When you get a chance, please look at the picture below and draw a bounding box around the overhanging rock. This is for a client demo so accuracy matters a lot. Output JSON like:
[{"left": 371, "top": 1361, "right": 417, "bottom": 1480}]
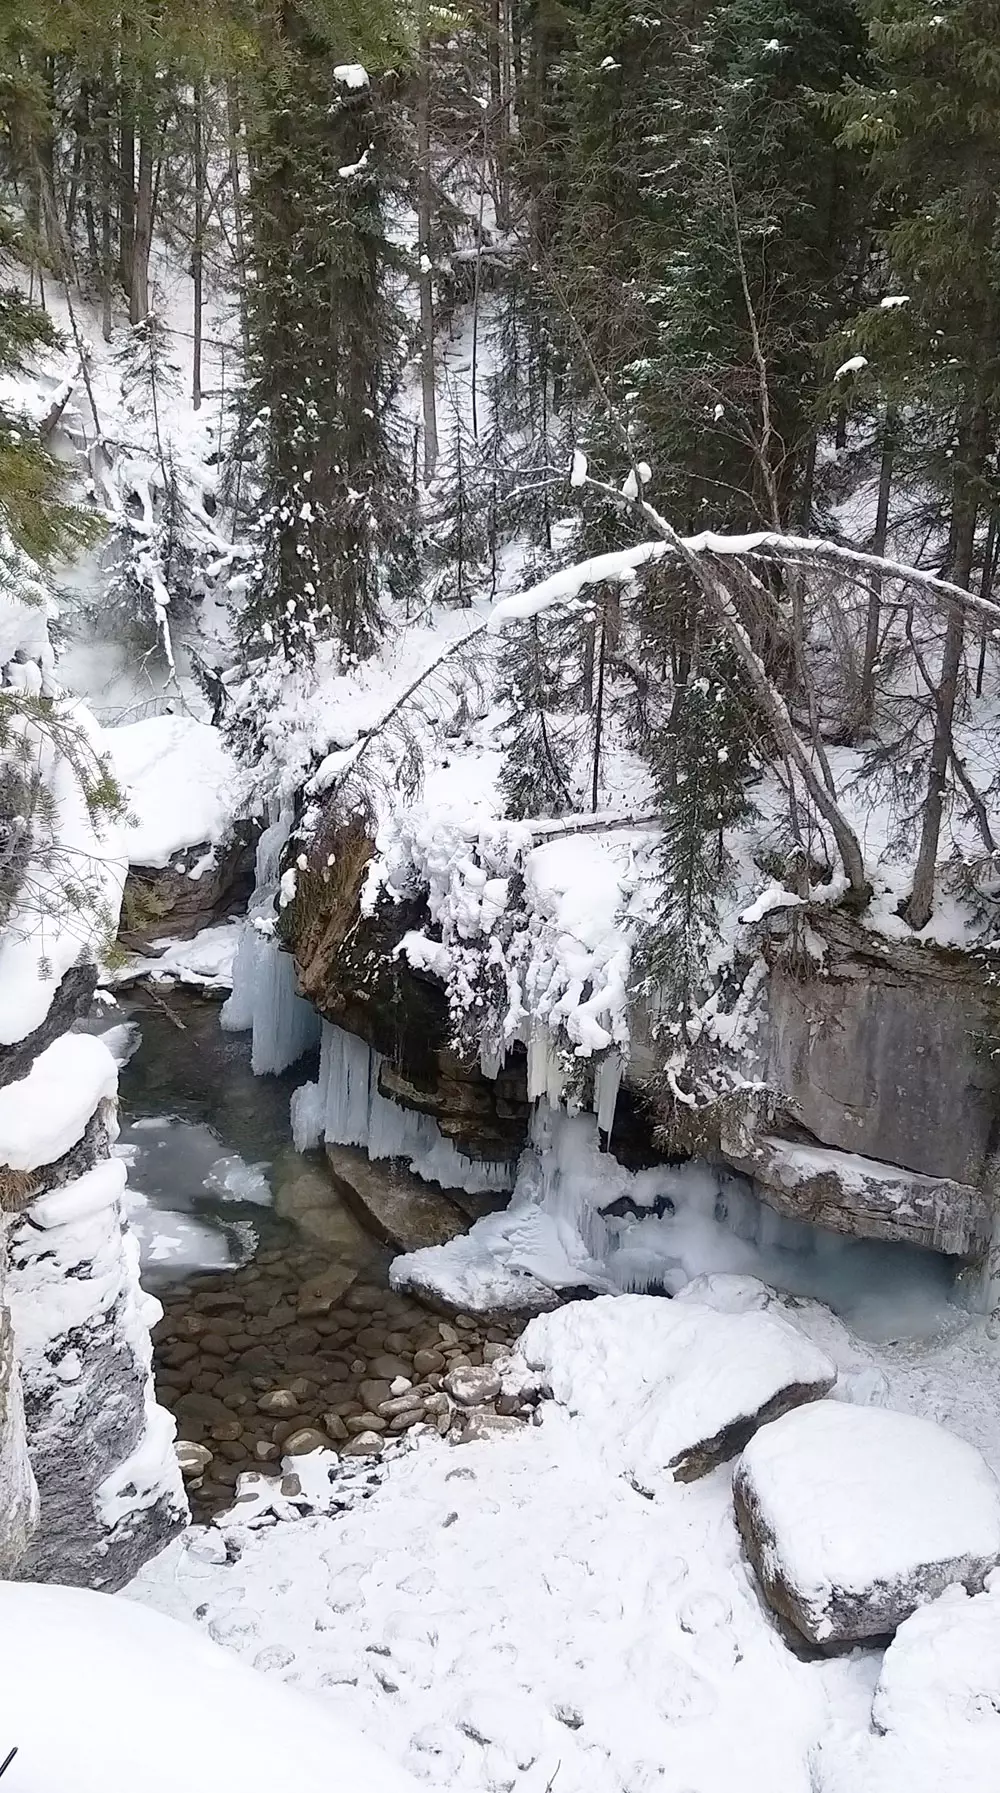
[{"left": 719, "top": 1126, "right": 992, "bottom": 1258}]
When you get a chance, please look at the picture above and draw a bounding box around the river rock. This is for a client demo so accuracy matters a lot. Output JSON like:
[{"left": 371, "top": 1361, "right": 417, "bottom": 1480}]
[
  {"left": 370, "top": 1355, "right": 411, "bottom": 1382},
  {"left": 734, "top": 1402, "right": 1000, "bottom": 1651},
  {"left": 413, "top": 1348, "right": 445, "bottom": 1376},
  {"left": 342, "top": 1430, "right": 384, "bottom": 1458},
  {"left": 256, "top": 1389, "right": 300, "bottom": 1416},
  {"left": 283, "top": 1428, "right": 331, "bottom": 1456},
  {"left": 457, "top": 1411, "right": 525, "bottom": 1444},
  {"left": 175, "top": 1441, "right": 213, "bottom": 1478},
  {"left": 347, "top": 1413, "right": 387, "bottom": 1433},
  {"left": 359, "top": 1379, "right": 393, "bottom": 1411},
  {"left": 444, "top": 1365, "right": 502, "bottom": 1407},
  {"left": 322, "top": 1413, "right": 349, "bottom": 1442}
]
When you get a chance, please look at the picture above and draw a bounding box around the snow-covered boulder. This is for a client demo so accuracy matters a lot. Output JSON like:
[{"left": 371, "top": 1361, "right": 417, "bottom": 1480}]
[
  {"left": 0, "top": 1580, "right": 420, "bottom": 1793},
  {"left": 107, "top": 714, "right": 239, "bottom": 870},
  {"left": 518, "top": 1293, "right": 836, "bottom": 1484},
  {"left": 815, "top": 1580, "right": 1000, "bottom": 1792},
  {"left": 734, "top": 1402, "right": 1000, "bottom": 1651}
]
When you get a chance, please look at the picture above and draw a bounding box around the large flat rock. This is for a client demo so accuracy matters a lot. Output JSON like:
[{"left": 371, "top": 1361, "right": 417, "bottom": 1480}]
[
  {"left": 734, "top": 1401, "right": 1000, "bottom": 1651},
  {"left": 719, "top": 1127, "right": 991, "bottom": 1257},
  {"left": 325, "top": 1143, "right": 501, "bottom": 1254}
]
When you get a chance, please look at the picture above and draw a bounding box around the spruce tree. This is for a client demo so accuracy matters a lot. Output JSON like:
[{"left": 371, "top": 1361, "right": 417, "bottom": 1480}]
[{"left": 240, "top": 8, "right": 416, "bottom": 667}]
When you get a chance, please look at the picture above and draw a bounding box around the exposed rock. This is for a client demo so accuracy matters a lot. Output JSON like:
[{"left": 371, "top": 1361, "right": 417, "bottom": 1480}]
[
  {"left": 257, "top": 1388, "right": 300, "bottom": 1415},
  {"left": 734, "top": 1402, "right": 1000, "bottom": 1652},
  {"left": 342, "top": 1429, "right": 384, "bottom": 1457},
  {"left": 175, "top": 1441, "right": 213, "bottom": 1478},
  {"left": 0, "top": 963, "right": 96, "bottom": 1093},
  {"left": 283, "top": 1427, "right": 332, "bottom": 1455},
  {"left": 456, "top": 1411, "right": 525, "bottom": 1443},
  {"left": 0, "top": 1293, "right": 36, "bottom": 1572},
  {"left": 719, "top": 1125, "right": 991, "bottom": 1257},
  {"left": 118, "top": 824, "right": 257, "bottom": 950},
  {"left": 325, "top": 1142, "right": 498, "bottom": 1253},
  {"left": 444, "top": 1365, "right": 502, "bottom": 1407}
]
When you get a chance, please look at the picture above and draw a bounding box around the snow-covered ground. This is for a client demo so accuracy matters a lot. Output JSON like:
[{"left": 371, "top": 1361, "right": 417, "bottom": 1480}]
[{"left": 127, "top": 1279, "right": 1000, "bottom": 1793}]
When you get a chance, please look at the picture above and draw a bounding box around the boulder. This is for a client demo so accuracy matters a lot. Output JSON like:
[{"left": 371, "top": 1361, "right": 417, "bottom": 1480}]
[
  {"left": 734, "top": 1402, "right": 1000, "bottom": 1651},
  {"left": 519, "top": 1293, "right": 836, "bottom": 1485},
  {"left": 325, "top": 1142, "right": 487, "bottom": 1253}
]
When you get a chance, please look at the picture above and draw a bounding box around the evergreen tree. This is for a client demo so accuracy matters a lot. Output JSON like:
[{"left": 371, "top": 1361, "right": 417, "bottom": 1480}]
[
  {"left": 831, "top": 0, "right": 1000, "bottom": 926},
  {"left": 240, "top": 9, "right": 416, "bottom": 667}
]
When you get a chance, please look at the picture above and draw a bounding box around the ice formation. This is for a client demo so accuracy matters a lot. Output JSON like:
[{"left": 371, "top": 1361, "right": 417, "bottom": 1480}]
[
  {"left": 293, "top": 1022, "right": 512, "bottom": 1195},
  {"left": 222, "top": 809, "right": 321, "bottom": 1075},
  {"left": 392, "top": 1102, "right": 960, "bottom": 1338}
]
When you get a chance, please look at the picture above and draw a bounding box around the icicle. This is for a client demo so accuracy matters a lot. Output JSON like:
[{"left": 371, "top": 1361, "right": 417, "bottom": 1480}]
[
  {"left": 527, "top": 1023, "right": 564, "bottom": 1108},
  {"left": 594, "top": 1051, "right": 623, "bottom": 1137},
  {"left": 318, "top": 1021, "right": 512, "bottom": 1194}
]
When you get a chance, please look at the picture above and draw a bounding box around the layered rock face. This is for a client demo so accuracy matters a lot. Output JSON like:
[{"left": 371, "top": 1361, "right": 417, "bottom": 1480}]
[{"left": 1, "top": 1024, "right": 186, "bottom": 1588}]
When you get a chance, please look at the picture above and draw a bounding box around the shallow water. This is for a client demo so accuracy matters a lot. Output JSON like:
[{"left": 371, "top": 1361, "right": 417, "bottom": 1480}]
[{"left": 108, "top": 989, "right": 386, "bottom": 1288}]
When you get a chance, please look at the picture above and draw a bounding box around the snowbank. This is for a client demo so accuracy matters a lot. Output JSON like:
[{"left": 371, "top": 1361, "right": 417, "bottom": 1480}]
[
  {"left": 0, "top": 1032, "right": 118, "bottom": 1169},
  {"left": 817, "top": 1581, "right": 1000, "bottom": 1791},
  {"left": 107, "top": 713, "right": 238, "bottom": 867},
  {"left": 0, "top": 1580, "right": 420, "bottom": 1793}
]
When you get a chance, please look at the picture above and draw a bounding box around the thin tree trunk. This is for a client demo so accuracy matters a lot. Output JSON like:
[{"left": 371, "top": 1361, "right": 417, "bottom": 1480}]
[
  {"left": 591, "top": 606, "right": 607, "bottom": 811},
  {"left": 858, "top": 406, "right": 897, "bottom": 735},
  {"left": 904, "top": 402, "right": 988, "bottom": 930},
  {"left": 119, "top": 75, "right": 135, "bottom": 296},
  {"left": 975, "top": 511, "right": 999, "bottom": 697},
  {"left": 226, "top": 81, "right": 250, "bottom": 358},
  {"left": 415, "top": 0, "right": 437, "bottom": 482},
  {"left": 130, "top": 123, "right": 154, "bottom": 323},
  {"left": 192, "top": 83, "right": 205, "bottom": 409}
]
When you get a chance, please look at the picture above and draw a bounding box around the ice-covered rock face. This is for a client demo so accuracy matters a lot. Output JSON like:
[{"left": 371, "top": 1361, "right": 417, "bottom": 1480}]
[{"left": 734, "top": 1402, "right": 1000, "bottom": 1652}]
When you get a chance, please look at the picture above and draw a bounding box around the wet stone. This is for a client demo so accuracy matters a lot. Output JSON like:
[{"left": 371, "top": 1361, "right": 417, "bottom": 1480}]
[{"left": 257, "top": 1389, "right": 300, "bottom": 1416}]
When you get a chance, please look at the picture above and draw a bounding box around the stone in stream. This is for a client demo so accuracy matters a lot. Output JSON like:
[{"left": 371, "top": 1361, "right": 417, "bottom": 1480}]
[
  {"left": 257, "top": 1389, "right": 300, "bottom": 1416},
  {"left": 283, "top": 1428, "right": 332, "bottom": 1456},
  {"left": 175, "top": 1391, "right": 234, "bottom": 1426},
  {"left": 359, "top": 1379, "right": 393, "bottom": 1412},
  {"left": 322, "top": 1413, "right": 350, "bottom": 1442},
  {"left": 413, "top": 1348, "right": 446, "bottom": 1376},
  {"left": 347, "top": 1413, "right": 387, "bottom": 1434},
  {"left": 370, "top": 1355, "right": 412, "bottom": 1382},
  {"left": 200, "top": 1333, "right": 231, "bottom": 1358},
  {"left": 175, "top": 1440, "right": 213, "bottom": 1478}
]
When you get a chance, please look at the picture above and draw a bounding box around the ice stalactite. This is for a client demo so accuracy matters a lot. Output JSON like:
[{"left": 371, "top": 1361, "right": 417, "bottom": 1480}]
[
  {"left": 222, "top": 808, "right": 321, "bottom": 1076},
  {"left": 293, "top": 1022, "right": 513, "bottom": 1195}
]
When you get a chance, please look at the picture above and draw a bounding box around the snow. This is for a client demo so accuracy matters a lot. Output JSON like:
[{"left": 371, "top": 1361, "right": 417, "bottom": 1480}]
[
  {"left": 736, "top": 1402, "right": 1000, "bottom": 1628},
  {"left": 519, "top": 1293, "right": 834, "bottom": 1484},
  {"left": 833, "top": 355, "right": 869, "bottom": 380},
  {"left": 817, "top": 1580, "right": 1000, "bottom": 1791},
  {"left": 0, "top": 1580, "right": 420, "bottom": 1793},
  {"left": 334, "top": 62, "right": 370, "bottom": 87},
  {"left": 0, "top": 695, "right": 126, "bottom": 1045},
  {"left": 0, "top": 1032, "right": 118, "bottom": 1169},
  {"left": 739, "top": 883, "right": 806, "bottom": 925},
  {"left": 112, "top": 919, "right": 242, "bottom": 992},
  {"left": 106, "top": 713, "right": 239, "bottom": 867}
]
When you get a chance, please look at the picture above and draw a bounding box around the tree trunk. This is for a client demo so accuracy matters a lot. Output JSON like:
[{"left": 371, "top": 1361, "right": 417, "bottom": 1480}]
[
  {"left": 130, "top": 124, "right": 154, "bottom": 324},
  {"left": 192, "top": 83, "right": 205, "bottom": 409},
  {"left": 119, "top": 80, "right": 135, "bottom": 297},
  {"left": 858, "top": 406, "right": 896, "bottom": 736},
  {"left": 903, "top": 402, "right": 988, "bottom": 930},
  {"left": 415, "top": 0, "right": 437, "bottom": 483},
  {"left": 975, "top": 511, "right": 999, "bottom": 697},
  {"left": 227, "top": 81, "right": 250, "bottom": 358}
]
